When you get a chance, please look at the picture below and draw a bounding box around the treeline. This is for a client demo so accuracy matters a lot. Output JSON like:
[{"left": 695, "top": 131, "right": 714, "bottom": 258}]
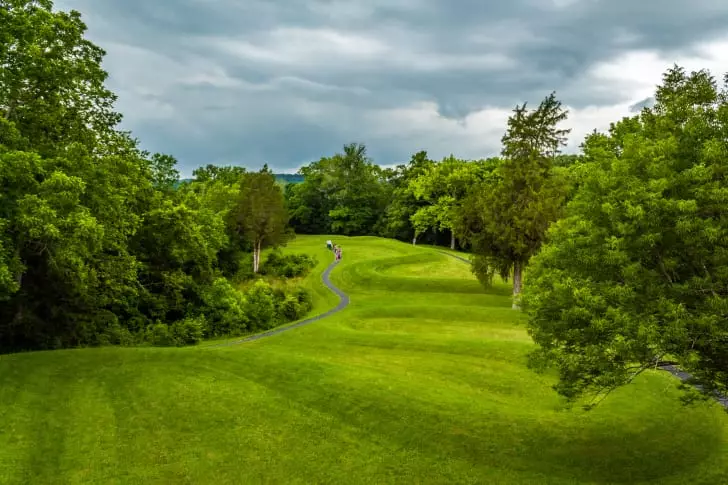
[
  {"left": 0, "top": 1, "right": 314, "bottom": 352},
  {"left": 286, "top": 69, "right": 728, "bottom": 406},
  {"left": 286, "top": 92, "right": 577, "bottom": 303}
]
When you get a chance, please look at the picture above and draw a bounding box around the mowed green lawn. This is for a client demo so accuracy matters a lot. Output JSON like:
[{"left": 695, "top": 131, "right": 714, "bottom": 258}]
[{"left": 1, "top": 236, "right": 728, "bottom": 484}]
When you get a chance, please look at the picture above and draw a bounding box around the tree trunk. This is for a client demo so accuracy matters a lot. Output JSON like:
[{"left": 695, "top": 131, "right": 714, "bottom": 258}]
[
  {"left": 253, "top": 240, "right": 261, "bottom": 273},
  {"left": 412, "top": 236, "right": 417, "bottom": 246},
  {"left": 512, "top": 260, "right": 522, "bottom": 310},
  {"left": 450, "top": 232, "right": 456, "bottom": 250},
  {"left": 258, "top": 240, "right": 263, "bottom": 271}
]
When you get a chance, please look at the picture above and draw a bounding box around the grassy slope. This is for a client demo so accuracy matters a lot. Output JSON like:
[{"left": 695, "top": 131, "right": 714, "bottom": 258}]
[{"left": 1, "top": 235, "right": 728, "bottom": 484}]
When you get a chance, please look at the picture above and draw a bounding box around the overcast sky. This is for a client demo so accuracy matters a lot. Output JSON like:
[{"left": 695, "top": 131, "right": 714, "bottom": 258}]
[{"left": 54, "top": 0, "right": 728, "bottom": 177}]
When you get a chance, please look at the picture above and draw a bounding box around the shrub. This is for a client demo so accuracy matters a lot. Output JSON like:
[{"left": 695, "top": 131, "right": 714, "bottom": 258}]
[
  {"left": 200, "top": 278, "right": 248, "bottom": 337},
  {"left": 275, "top": 287, "right": 314, "bottom": 322},
  {"left": 260, "top": 249, "right": 316, "bottom": 278},
  {"left": 145, "top": 322, "right": 178, "bottom": 347},
  {"left": 97, "top": 322, "right": 135, "bottom": 347},
  {"left": 294, "top": 287, "right": 313, "bottom": 312},
  {"left": 231, "top": 252, "right": 255, "bottom": 283},
  {"left": 170, "top": 316, "right": 206, "bottom": 345},
  {"left": 245, "top": 280, "right": 277, "bottom": 330},
  {"left": 278, "top": 295, "right": 302, "bottom": 321}
]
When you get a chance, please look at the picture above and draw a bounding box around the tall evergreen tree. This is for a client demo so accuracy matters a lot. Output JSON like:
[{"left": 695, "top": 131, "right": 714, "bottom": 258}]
[{"left": 458, "top": 93, "right": 570, "bottom": 309}]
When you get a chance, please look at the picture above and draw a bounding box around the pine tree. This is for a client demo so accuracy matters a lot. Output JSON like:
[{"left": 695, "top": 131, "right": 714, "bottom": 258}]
[{"left": 458, "top": 93, "right": 570, "bottom": 309}]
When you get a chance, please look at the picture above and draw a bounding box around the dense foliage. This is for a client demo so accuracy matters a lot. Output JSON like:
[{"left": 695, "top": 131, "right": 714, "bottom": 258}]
[
  {"left": 0, "top": 0, "right": 312, "bottom": 352},
  {"left": 524, "top": 67, "right": 728, "bottom": 405},
  {"left": 285, "top": 146, "right": 496, "bottom": 248}
]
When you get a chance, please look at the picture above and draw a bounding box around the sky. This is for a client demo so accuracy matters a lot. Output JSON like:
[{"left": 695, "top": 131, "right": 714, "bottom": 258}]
[{"left": 54, "top": 0, "right": 728, "bottom": 177}]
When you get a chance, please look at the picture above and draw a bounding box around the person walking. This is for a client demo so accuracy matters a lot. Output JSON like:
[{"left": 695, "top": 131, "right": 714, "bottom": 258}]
[{"left": 326, "top": 239, "right": 333, "bottom": 251}]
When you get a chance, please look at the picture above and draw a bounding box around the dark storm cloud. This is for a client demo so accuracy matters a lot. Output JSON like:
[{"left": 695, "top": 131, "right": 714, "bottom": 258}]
[
  {"left": 54, "top": 0, "right": 728, "bottom": 174},
  {"left": 629, "top": 97, "right": 656, "bottom": 113}
]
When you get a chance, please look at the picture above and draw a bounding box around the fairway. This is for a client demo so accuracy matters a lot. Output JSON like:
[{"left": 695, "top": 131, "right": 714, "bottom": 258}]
[{"left": 1, "top": 236, "right": 727, "bottom": 484}]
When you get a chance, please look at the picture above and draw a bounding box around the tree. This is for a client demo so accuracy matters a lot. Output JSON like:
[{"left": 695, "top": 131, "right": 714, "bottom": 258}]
[
  {"left": 0, "top": 1, "right": 153, "bottom": 350},
  {"left": 0, "top": 0, "right": 122, "bottom": 156},
  {"left": 409, "top": 155, "right": 493, "bottom": 249},
  {"left": 285, "top": 160, "right": 333, "bottom": 234},
  {"left": 524, "top": 66, "right": 728, "bottom": 406},
  {"left": 457, "top": 93, "right": 570, "bottom": 308},
  {"left": 147, "top": 153, "right": 180, "bottom": 191},
  {"left": 286, "top": 143, "right": 387, "bottom": 236},
  {"left": 378, "top": 151, "right": 435, "bottom": 243},
  {"left": 230, "top": 170, "right": 290, "bottom": 273},
  {"left": 132, "top": 195, "right": 227, "bottom": 322},
  {"left": 327, "top": 143, "right": 388, "bottom": 235},
  {"left": 192, "top": 164, "right": 246, "bottom": 185}
]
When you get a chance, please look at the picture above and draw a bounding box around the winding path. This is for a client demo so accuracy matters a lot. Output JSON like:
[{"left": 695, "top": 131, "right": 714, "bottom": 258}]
[
  {"left": 215, "top": 246, "right": 727, "bottom": 408},
  {"left": 213, "top": 260, "right": 349, "bottom": 347},
  {"left": 437, "top": 249, "right": 728, "bottom": 409}
]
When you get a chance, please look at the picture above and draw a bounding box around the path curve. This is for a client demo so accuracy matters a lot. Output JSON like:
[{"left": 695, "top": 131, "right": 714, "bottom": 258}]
[
  {"left": 214, "top": 260, "right": 349, "bottom": 347},
  {"left": 436, "top": 249, "right": 728, "bottom": 409}
]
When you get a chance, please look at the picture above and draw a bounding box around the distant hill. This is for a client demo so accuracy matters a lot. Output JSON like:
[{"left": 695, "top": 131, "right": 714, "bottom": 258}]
[
  {"left": 175, "top": 173, "right": 303, "bottom": 188},
  {"left": 274, "top": 173, "right": 304, "bottom": 184}
]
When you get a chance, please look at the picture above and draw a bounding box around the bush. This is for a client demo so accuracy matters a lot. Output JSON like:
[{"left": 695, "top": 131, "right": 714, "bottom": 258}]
[
  {"left": 200, "top": 278, "right": 248, "bottom": 337},
  {"left": 260, "top": 249, "right": 316, "bottom": 278},
  {"left": 231, "top": 252, "right": 255, "bottom": 283},
  {"left": 145, "top": 322, "right": 178, "bottom": 347},
  {"left": 245, "top": 280, "right": 277, "bottom": 330},
  {"left": 278, "top": 296, "right": 301, "bottom": 321},
  {"left": 170, "top": 316, "right": 206, "bottom": 345},
  {"left": 275, "top": 287, "right": 314, "bottom": 322},
  {"left": 97, "top": 322, "right": 135, "bottom": 347},
  {"left": 294, "top": 287, "right": 313, "bottom": 312}
]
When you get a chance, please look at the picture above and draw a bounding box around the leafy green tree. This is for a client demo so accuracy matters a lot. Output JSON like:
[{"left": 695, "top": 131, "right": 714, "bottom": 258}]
[
  {"left": 132, "top": 194, "right": 227, "bottom": 321},
  {"left": 0, "top": 1, "right": 158, "bottom": 349},
  {"left": 524, "top": 66, "right": 728, "bottom": 406},
  {"left": 376, "top": 151, "right": 434, "bottom": 242},
  {"left": 409, "top": 155, "right": 493, "bottom": 249},
  {"left": 192, "top": 164, "right": 246, "bottom": 185},
  {"left": 458, "top": 93, "right": 570, "bottom": 308},
  {"left": 0, "top": 0, "right": 121, "bottom": 156},
  {"left": 285, "top": 161, "right": 333, "bottom": 234},
  {"left": 229, "top": 170, "right": 290, "bottom": 273},
  {"left": 0, "top": 141, "right": 154, "bottom": 349},
  {"left": 327, "top": 143, "right": 388, "bottom": 235},
  {"left": 179, "top": 168, "right": 248, "bottom": 277},
  {"left": 0, "top": 0, "right": 321, "bottom": 351},
  {"left": 147, "top": 153, "right": 180, "bottom": 191},
  {"left": 378, "top": 151, "right": 424, "bottom": 241},
  {"left": 287, "top": 143, "right": 387, "bottom": 236}
]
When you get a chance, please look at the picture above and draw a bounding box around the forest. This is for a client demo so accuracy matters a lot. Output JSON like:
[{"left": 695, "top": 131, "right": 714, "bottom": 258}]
[{"left": 2, "top": 0, "right": 728, "bottom": 405}]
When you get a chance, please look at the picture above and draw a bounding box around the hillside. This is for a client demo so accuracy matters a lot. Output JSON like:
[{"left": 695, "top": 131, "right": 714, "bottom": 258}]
[
  {"left": 176, "top": 173, "right": 303, "bottom": 188},
  {"left": 1, "top": 236, "right": 727, "bottom": 484}
]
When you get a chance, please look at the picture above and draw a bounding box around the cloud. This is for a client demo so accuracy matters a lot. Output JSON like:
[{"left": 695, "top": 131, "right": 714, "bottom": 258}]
[
  {"left": 629, "top": 98, "right": 656, "bottom": 113},
  {"left": 53, "top": 0, "right": 728, "bottom": 175}
]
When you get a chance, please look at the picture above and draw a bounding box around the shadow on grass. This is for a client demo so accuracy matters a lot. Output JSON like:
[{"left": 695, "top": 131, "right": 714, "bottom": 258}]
[{"left": 205, "top": 351, "right": 723, "bottom": 484}]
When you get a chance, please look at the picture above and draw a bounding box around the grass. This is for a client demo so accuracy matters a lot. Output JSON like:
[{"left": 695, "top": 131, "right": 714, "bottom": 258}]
[{"left": 1, "top": 235, "right": 728, "bottom": 484}]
